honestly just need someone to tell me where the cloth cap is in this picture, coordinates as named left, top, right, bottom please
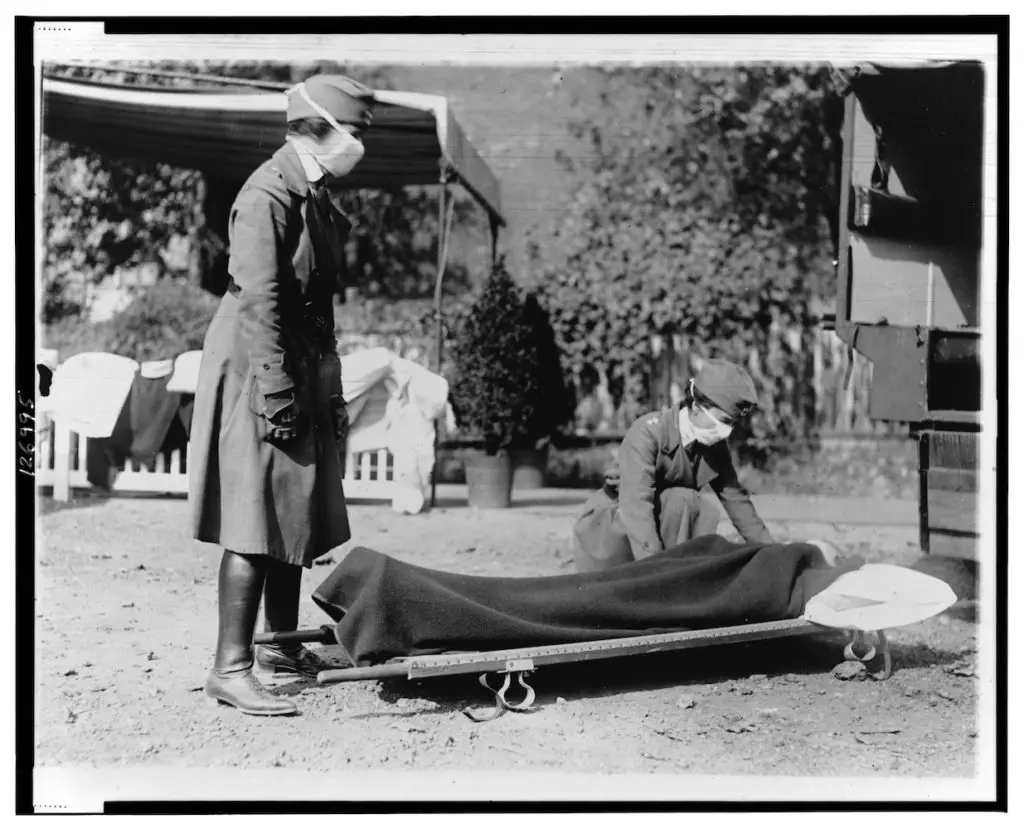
left=286, top=74, right=375, bottom=127
left=693, top=358, right=759, bottom=419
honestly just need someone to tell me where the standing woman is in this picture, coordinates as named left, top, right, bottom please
left=189, top=75, right=375, bottom=716
left=572, top=358, right=774, bottom=573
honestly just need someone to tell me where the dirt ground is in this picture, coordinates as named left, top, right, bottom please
left=34, top=487, right=982, bottom=788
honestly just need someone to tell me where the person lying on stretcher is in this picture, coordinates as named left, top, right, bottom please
left=573, top=358, right=773, bottom=573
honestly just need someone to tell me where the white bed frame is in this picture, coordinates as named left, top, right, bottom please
left=35, top=417, right=398, bottom=502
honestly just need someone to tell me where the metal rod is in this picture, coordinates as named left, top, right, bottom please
left=253, top=626, right=337, bottom=647
left=488, top=213, right=500, bottom=268
left=318, top=663, right=411, bottom=684
left=432, top=177, right=448, bottom=376
left=406, top=619, right=824, bottom=680
left=430, top=172, right=452, bottom=509
left=918, top=431, right=931, bottom=554
left=44, top=61, right=291, bottom=92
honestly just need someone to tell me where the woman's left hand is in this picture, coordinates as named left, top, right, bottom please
left=330, top=394, right=349, bottom=444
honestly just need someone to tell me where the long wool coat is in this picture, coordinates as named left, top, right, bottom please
left=189, top=142, right=352, bottom=567
left=573, top=404, right=773, bottom=567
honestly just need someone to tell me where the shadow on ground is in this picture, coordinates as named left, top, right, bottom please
left=38, top=491, right=187, bottom=516
left=509, top=495, right=590, bottom=509
left=38, top=492, right=114, bottom=516
left=299, top=631, right=971, bottom=718
left=943, top=602, right=979, bottom=624
left=408, top=496, right=589, bottom=511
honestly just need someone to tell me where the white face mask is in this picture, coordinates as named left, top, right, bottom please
left=313, top=128, right=365, bottom=179
left=688, top=403, right=733, bottom=446
left=292, top=81, right=367, bottom=180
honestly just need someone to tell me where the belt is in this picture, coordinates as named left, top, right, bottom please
left=226, top=278, right=332, bottom=337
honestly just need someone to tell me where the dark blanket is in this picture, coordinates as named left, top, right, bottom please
left=312, top=536, right=865, bottom=666
left=112, top=373, right=185, bottom=460
left=85, top=375, right=193, bottom=490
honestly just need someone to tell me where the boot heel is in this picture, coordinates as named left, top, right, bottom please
left=203, top=695, right=223, bottom=708
left=204, top=669, right=300, bottom=716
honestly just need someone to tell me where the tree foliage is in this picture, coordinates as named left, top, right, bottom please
left=99, top=278, right=220, bottom=361
left=42, top=136, right=209, bottom=322
left=534, top=64, right=840, bottom=460
left=448, top=262, right=571, bottom=455
left=44, top=278, right=220, bottom=362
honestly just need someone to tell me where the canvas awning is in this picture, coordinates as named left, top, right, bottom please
left=40, top=74, right=504, bottom=226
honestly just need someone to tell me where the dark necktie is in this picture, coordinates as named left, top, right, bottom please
left=304, top=183, right=336, bottom=335
left=306, top=183, right=335, bottom=267
left=309, top=181, right=332, bottom=222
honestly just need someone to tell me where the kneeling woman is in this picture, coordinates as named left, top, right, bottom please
left=573, top=358, right=773, bottom=573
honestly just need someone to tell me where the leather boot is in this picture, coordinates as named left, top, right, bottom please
left=255, top=558, right=334, bottom=678
left=204, top=550, right=298, bottom=716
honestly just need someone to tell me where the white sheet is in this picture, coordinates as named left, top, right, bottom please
left=43, top=345, right=450, bottom=457
left=340, top=348, right=395, bottom=404
left=165, top=350, right=203, bottom=393
left=48, top=352, right=139, bottom=438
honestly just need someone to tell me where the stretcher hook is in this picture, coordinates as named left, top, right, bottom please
left=503, top=672, right=537, bottom=712
left=481, top=670, right=536, bottom=712
left=873, top=629, right=893, bottom=680
left=842, top=629, right=893, bottom=680
left=479, top=670, right=511, bottom=700
left=463, top=673, right=509, bottom=722
left=463, top=670, right=537, bottom=722
left=464, top=672, right=512, bottom=722
left=844, top=630, right=877, bottom=662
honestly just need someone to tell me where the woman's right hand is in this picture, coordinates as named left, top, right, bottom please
left=263, top=391, right=304, bottom=444
left=808, top=539, right=845, bottom=567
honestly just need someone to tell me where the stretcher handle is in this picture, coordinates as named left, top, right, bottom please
left=317, top=663, right=410, bottom=684
left=253, top=625, right=338, bottom=647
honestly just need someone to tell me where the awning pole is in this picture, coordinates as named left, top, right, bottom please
left=488, top=212, right=500, bottom=269
left=430, top=168, right=452, bottom=508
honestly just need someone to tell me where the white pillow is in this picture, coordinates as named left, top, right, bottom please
left=804, top=563, right=958, bottom=630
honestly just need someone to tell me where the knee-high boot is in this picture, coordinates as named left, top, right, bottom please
left=204, top=550, right=298, bottom=716
left=255, top=558, right=334, bottom=677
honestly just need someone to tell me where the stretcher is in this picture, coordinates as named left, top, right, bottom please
left=253, top=619, right=892, bottom=721
left=252, top=561, right=956, bottom=720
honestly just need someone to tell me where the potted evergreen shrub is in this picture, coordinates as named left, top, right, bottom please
left=509, top=291, right=574, bottom=490
left=449, top=262, right=564, bottom=507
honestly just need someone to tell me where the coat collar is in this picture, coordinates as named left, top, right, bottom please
left=272, top=142, right=353, bottom=221
left=270, top=142, right=310, bottom=196
left=661, top=403, right=721, bottom=488
left=660, top=403, right=684, bottom=457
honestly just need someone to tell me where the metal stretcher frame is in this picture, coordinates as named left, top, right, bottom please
left=254, top=619, right=893, bottom=718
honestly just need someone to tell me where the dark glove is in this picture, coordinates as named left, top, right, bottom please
left=330, top=394, right=349, bottom=444
left=263, top=391, right=303, bottom=445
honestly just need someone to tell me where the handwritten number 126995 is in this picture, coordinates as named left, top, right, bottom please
left=17, top=390, right=35, bottom=477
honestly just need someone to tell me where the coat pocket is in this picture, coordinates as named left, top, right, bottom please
left=247, top=371, right=314, bottom=443
left=246, top=375, right=272, bottom=442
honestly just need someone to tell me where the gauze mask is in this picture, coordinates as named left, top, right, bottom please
left=314, top=129, right=364, bottom=179
left=292, top=82, right=366, bottom=179
left=689, top=404, right=733, bottom=445
left=688, top=381, right=733, bottom=445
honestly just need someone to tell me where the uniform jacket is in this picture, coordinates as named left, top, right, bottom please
left=602, top=404, right=772, bottom=556
left=189, top=142, right=352, bottom=566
